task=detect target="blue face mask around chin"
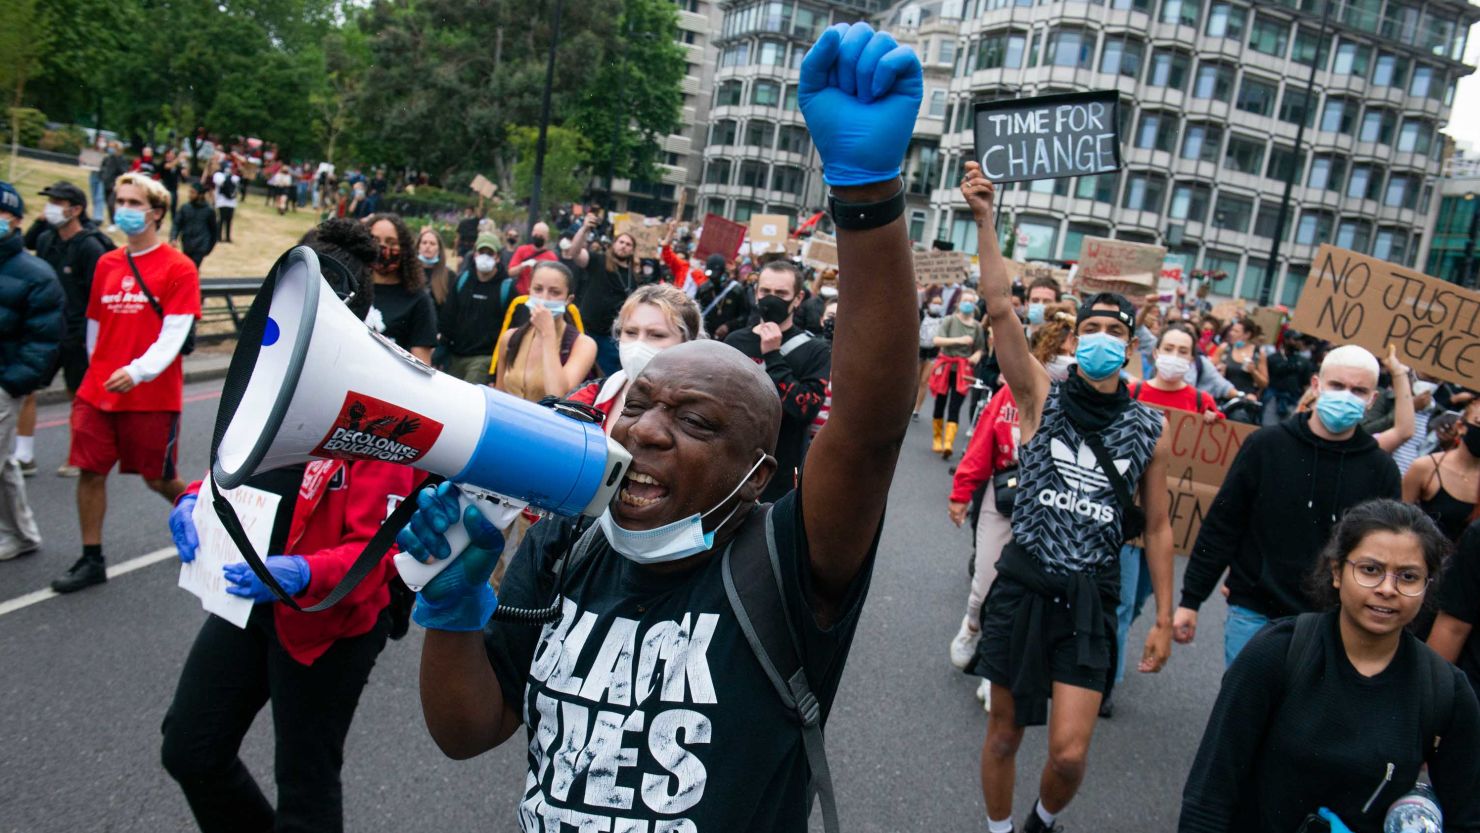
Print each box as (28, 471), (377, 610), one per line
(1075, 331), (1128, 381)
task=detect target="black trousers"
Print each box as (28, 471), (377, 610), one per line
(218, 207), (235, 242)
(933, 365), (967, 422)
(161, 606), (388, 833)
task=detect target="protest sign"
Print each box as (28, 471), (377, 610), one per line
(915, 250), (971, 285)
(696, 213), (746, 262)
(1156, 409), (1258, 556)
(1249, 307), (1285, 342)
(180, 478), (281, 628)
(1291, 245), (1480, 387)
(1210, 299), (1245, 323)
(1072, 236), (1164, 301)
(613, 212), (663, 255)
(803, 233), (838, 270)
(748, 214), (790, 255)
(469, 173), (497, 199)
(973, 90), (1123, 183)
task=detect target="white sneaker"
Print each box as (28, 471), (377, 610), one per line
(976, 679), (991, 712)
(949, 616), (980, 669)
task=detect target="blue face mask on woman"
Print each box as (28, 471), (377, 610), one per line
(1075, 332), (1127, 381)
(958, 301), (977, 316)
(1315, 389), (1367, 433)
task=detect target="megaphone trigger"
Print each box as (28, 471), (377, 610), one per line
(393, 489), (526, 592)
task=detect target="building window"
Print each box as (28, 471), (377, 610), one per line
(1044, 28), (1093, 68)
(1181, 122), (1223, 162)
(1074, 172), (1118, 203)
(1169, 182), (1211, 222)
(1332, 40), (1371, 76)
(1147, 48), (1190, 90)
(1248, 15), (1288, 57)
(1359, 109), (1395, 144)
(1296, 210), (1333, 245)
(907, 141), (941, 196)
(738, 161), (768, 189)
(977, 30), (1027, 70)
(1380, 3), (1421, 42)
(745, 120), (774, 148)
(1212, 193), (1254, 233)
(1342, 0), (1381, 31)
(716, 81), (743, 107)
(1205, 250), (1241, 284)
(1266, 145), (1304, 183)
(721, 43), (749, 67)
(1135, 110), (1178, 153)
(1235, 77), (1277, 117)
(1307, 155), (1346, 191)
(1063, 222), (1108, 261)
(1100, 37), (1145, 77)
(1121, 172), (1168, 213)
(709, 119), (738, 145)
(1409, 65), (1442, 99)
(1320, 98), (1355, 135)
(1159, 0), (1198, 27)
(1397, 119), (1432, 155)
(1240, 258), (1270, 302)
(752, 80), (780, 106)
(1205, 3), (1247, 39)
(1371, 53), (1408, 88)
(793, 6), (824, 40)
(1253, 203), (1289, 240)
(777, 125), (809, 155)
(1223, 134), (1265, 175)
(1292, 28), (1326, 68)
(1028, 177), (1071, 196)
(1347, 165), (1379, 200)
(951, 214), (978, 254)
(1108, 0), (1152, 9)
(1278, 89), (1314, 126)
(771, 165), (804, 195)
(1335, 218), (1372, 252)
(909, 211), (927, 244)
(1017, 216), (1059, 260)
(1384, 174), (1416, 209)
(757, 40), (785, 66)
(1372, 227), (1408, 263)
(733, 200), (758, 222)
(783, 84), (798, 111)
(704, 159), (732, 185)
(1193, 63), (1235, 101)
(928, 89), (947, 118)
(939, 38), (957, 65)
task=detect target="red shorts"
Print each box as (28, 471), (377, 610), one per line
(69, 397), (181, 480)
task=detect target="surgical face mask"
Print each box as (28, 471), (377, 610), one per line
(43, 203), (68, 226)
(1155, 354), (1191, 382)
(115, 206), (150, 236)
(417, 253), (438, 266)
(959, 301), (977, 316)
(599, 453), (768, 564)
(1414, 380), (1438, 398)
(619, 339), (661, 380)
(1075, 332), (1127, 381)
(1315, 389), (1368, 434)
(0, 217), (10, 238)
(819, 285), (838, 299)
(1046, 354), (1073, 382)
(1233, 340), (1246, 349)
(1027, 302), (1046, 325)
(526, 298), (567, 316)
(927, 303), (944, 316)
(474, 254), (496, 273)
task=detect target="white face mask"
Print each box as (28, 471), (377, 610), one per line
(43, 203), (68, 226)
(1046, 354), (1073, 382)
(599, 453), (768, 564)
(1414, 380), (1438, 397)
(474, 254), (496, 273)
(1155, 354), (1191, 382)
(819, 285), (838, 298)
(619, 339), (661, 380)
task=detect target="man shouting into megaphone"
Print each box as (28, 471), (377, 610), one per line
(396, 23), (922, 832)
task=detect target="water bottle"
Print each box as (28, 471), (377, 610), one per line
(1384, 782), (1442, 833)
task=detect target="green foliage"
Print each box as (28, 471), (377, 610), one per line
(40, 126), (88, 155)
(381, 185), (480, 218)
(511, 126), (592, 209)
(1, 109), (48, 147)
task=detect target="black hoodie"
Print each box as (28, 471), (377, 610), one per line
(1180, 412), (1401, 619)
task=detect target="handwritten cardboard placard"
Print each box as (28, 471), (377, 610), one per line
(748, 214), (790, 255)
(613, 212), (663, 256)
(180, 479), (281, 628)
(696, 213), (746, 262)
(1210, 299), (1246, 323)
(914, 250), (971, 285)
(1076, 237), (1165, 288)
(1249, 307), (1285, 342)
(469, 173), (497, 199)
(1157, 408), (1259, 556)
(1291, 244), (1480, 388)
(972, 90), (1123, 183)
(803, 233), (838, 270)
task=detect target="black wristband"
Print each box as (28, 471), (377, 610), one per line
(828, 183), (906, 231)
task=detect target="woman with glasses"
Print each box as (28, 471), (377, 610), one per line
(1403, 399), (1480, 543)
(1179, 499), (1479, 833)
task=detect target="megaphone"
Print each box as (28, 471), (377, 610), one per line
(211, 246), (631, 591)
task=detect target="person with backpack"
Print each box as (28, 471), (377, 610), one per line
(396, 24), (923, 832)
(51, 173), (199, 594)
(493, 261), (595, 401)
(1179, 499), (1480, 833)
(212, 161), (241, 243)
(170, 180), (218, 269)
(159, 220), (421, 833)
(438, 232), (511, 383)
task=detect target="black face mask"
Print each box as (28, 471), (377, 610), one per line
(1464, 425), (1480, 458)
(376, 246), (401, 274)
(823, 318), (835, 341)
(757, 294), (791, 325)
(531, 235), (546, 248)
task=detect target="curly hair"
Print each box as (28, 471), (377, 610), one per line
(365, 212), (424, 291)
(1304, 498), (1452, 613)
(298, 218), (378, 319)
(1030, 302), (1077, 365)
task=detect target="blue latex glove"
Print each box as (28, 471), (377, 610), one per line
(396, 482), (503, 632)
(222, 555), (311, 603)
(799, 22), (923, 186)
(1317, 808), (1353, 833)
(170, 494), (199, 563)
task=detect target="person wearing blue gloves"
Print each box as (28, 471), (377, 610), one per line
(158, 220), (421, 833)
(399, 23), (922, 832)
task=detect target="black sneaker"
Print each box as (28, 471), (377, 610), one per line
(1023, 810), (1064, 833)
(15, 458), (37, 477)
(1098, 691), (1114, 719)
(51, 556), (107, 593)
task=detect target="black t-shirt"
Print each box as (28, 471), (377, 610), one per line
(722, 326), (832, 503)
(441, 268), (511, 357)
(484, 490), (874, 832)
(455, 217), (480, 253)
(369, 282), (438, 349)
(1441, 521), (1480, 693)
(580, 257), (636, 338)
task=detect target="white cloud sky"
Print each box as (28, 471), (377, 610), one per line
(1443, 20), (1480, 152)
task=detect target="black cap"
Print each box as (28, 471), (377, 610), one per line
(39, 180), (88, 208)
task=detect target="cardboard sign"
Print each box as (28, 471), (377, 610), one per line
(1291, 245), (1480, 387)
(1210, 299), (1246, 323)
(613, 212), (663, 255)
(469, 173), (497, 199)
(1076, 237), (1165, 288)
(973, 90), (1123, 183)
(696, 213), (746, 262)
(1249, 307), (1285, 342)
(803, 233), (838, 270)
(1157, 408), (1259, 556)
(180, 479), (280, 628)
(915, 250), (971, 285)
(748, 214), (790, 255)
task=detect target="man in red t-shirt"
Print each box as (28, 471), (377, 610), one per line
(507, 221), (557, 296)
(52, 173), (201, 594)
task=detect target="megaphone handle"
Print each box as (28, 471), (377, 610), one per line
(393, 492), (506, 592)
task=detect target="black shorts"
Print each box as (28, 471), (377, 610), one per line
(971, 574), (1115, 694)
(41, 339), (89, 393)
(920, 346), (940, 361)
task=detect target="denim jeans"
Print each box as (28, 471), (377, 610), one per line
(1224, 604), (1270, 667)
(1114, 543), (1154, 684)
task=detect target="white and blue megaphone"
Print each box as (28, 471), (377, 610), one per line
(211, 246), (630, 591)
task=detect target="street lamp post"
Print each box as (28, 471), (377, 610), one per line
(527, 0), (567, 235)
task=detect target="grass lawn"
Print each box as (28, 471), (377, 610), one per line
(7, 156), (318, 278)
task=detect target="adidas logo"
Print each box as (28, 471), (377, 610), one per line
(1035, 438), (1131, 524)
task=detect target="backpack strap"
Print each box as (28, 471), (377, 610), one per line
(721, 504), (838, 833)
(126, 251), (166, 319)
(1416, 642), (1457, 764)
(1283, 612), (1326, 696)
(779, 330), (812, 357)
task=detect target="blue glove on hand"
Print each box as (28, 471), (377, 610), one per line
(396, 482), (503, 632)
(171, 494), (199, 563)
(222, 555), (311, 603)
(799, 22), (923, 186)
(1317, 808), (1353, 833)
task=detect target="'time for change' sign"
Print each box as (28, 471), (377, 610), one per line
(972, 90), (1123, 183)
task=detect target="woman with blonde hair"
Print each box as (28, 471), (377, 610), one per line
(566, 283), (703, 430)
(414, 226), (453, 307)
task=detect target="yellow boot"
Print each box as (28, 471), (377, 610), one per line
(931, 419), (945, 453)
(942, 421), (959, 459)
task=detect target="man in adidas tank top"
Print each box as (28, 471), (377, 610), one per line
(961, 161), (1175, 833)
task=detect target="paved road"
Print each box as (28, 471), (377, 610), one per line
(0, 383), (1233, 832)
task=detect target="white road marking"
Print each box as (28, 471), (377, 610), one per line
(0, 546), (176, 618)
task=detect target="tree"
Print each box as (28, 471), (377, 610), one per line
(312, 26), (370, 164)
(510, 125), (591, 208)
(0, 0), (50, 178)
